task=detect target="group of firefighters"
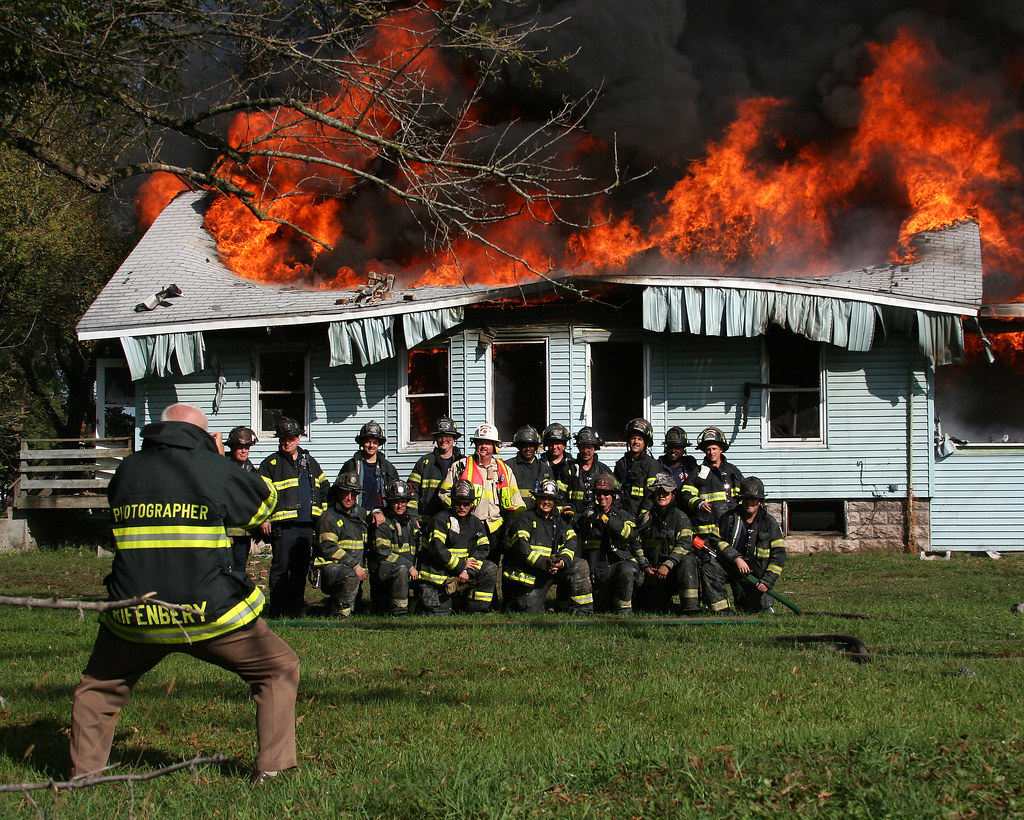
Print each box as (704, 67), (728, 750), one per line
(224, 415), (787, 619)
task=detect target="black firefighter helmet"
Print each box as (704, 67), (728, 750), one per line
(275, 417), (302, 438)
(227, 426), (257, 448)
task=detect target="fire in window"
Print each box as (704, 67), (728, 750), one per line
(258, 351), (307, 434)
(492, 341), (546, 437)
(766, 328), (822, 441)
(408, 347), (449, 441)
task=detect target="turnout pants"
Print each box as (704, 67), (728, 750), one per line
(268, 523), (314, 617)
(590, 559), (640, 614)
(70, 620), (299, 777)
(417, 560), (499, 615)
(319, 562), (363, 616)
(369, 560), (414, 616)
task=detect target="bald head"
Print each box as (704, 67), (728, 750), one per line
(160, 403), (208, 430)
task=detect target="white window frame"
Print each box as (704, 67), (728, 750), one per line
(252, 348), (310, 440)
(762, 334), (826, 447)
(95, 358), (136, 440)
(486, 338), (550, 439)
(399, 343), (451, 451)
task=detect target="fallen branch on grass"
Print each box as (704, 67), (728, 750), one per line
(0, 592), (202, 620)
(0, 753), (227, 793)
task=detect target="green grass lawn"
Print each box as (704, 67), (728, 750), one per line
(1, 548), (1024, 818)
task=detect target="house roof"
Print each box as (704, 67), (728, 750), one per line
(77, 190), (983, 341)
(591, 219), (983, 317)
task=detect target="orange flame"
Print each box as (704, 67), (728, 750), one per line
(135, 172), (188, 233)
(136, 23), (1024, 298)
(574, 28), (1024, 284)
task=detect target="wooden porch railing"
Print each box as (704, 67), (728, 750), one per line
(14, 438), (132, 510)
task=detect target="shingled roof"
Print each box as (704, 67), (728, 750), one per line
(77, 190), (982, 342)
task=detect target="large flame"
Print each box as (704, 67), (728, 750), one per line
(574, 28), (1024, 283)
(137, 22), (1024, 296)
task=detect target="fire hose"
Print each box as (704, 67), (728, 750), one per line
(692, 536), (869, 619)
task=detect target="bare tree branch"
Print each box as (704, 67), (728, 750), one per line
(0, 592), (204, 621)
(0, 754), (227, 794)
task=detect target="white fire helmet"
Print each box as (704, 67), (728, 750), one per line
(471, 422), (502, 453)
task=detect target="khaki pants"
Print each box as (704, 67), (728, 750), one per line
(70, 619), (299, 777)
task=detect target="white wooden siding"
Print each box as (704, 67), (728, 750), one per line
(932, 447), (1024, 551)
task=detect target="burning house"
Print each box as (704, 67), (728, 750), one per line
(74, 4), (1024, 554)
(77, 190), (986, 554)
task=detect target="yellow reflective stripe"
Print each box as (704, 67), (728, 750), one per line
(469, 590), (493, 601)
(269, 508), (298, 522)
(101, 587), (264, 644)
(572, 593), (593, 605)
(503, 569), (536, 585)
(702, 491), (728, 502)
(527, 547), (551, 564)
(239, 478), (277, 529)
(273, 478), (299, 490)
(113, 526), (228, 550)
(767, 563), (784, 575)
(771, 539), (785, 549)
(312, 503), (327, 517)
(320, 531), (339, 543)
(419, 569), (449, 585)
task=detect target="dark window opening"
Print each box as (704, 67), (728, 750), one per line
(99, 365), (136, 439)
(408, 347), (449, 442)
(591, 342), (644, 441)
(493, 341), (546, 438)
(259, 351), (306, 433)
(786, 500), (845, 533)
(767, 327), (822, 441)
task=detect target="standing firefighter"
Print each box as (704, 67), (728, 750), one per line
(438, 423), (525, 563)
(711, 477), (787, 614)
(418, 479), (498, 614)
(503, 479), (593, 614)
(509, 425), (554, 512)
(369, 480), (421, 616)
(70, 404), (298, 784)
(635, 472), (700, 614)
(408, 417), (463, 526)
(658, 426), (698, 489)
(567, 427), (612, 516)
(576, 474), (647, 615)
(225, 425), (259, 573)
(614, 418), (662, 517)
(542, 422), (576, 508)
(339, 420), (400, 526)
(258, 417), (330, 618)
(313, 472), (369, 618)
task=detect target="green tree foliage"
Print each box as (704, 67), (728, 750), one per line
(0, 147), (130, 485)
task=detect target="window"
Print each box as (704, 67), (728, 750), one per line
(786, 500), (845, 534)
(765, 327), (823, 442)
(406, 346), (449, 443)
(257, 350), (307, 435)
(492, 341), (546, 437)
(95, 359), (136, 439)
(590, 342), (644, 441)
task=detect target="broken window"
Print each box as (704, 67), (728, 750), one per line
(257, 350), (307, 435)
(407, 346), (449, 443)
(765, 327), (823, 442)
(492, 341), (547, 438)
(590, 342), (644, 441)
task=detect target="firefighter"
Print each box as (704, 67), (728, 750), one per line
(613, 418), (662, 517)
(368, 480), (420, 616)
(541, 423), (576, 508)
(567, 427), (613, 516)
(575, 474), (647, 615)
(258, 417), (330, 618)
(338, 420), (400, 527)
(407, 417), (463, 527)
(658, 426), (698, 489)
(438, 423), (525, 564)
(509, 425), (554, 512)
(225, 425), (259, 574)
(503, 479), (593, 614)
(314, 472), (369, 618)
(418, 478), (498, 615)
(687, 426), (744, 538)
(634, 473), (699, 614)
(710, 477), (786, 614)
